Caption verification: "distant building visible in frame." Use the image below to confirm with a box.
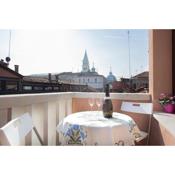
[131,71,149,92]
[106,67,117,90]
[112,81,130,93]
[0,60,23,93]
[56,50,106,91]
[114,71,149,93]
[0,59,93,95]
[107,68,116,84]
[120,77,130,88]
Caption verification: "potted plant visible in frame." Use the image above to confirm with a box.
[159,93,175,113]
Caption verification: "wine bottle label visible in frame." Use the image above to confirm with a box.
[103,111,113,118]
[104,97,111,100]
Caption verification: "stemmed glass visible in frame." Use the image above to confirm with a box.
[95,98,102,117]
[88,98,95,111]
[96,99,102,111]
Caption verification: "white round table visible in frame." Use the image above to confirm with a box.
[57,111,144,146]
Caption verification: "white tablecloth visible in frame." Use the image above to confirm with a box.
[57,111,145,146]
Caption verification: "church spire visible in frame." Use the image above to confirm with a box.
[82,50,90,72]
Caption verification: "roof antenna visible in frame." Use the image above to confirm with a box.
[5,30,11,66]
[8,30,11,57]
[127,30,132,90]
[127,30,131,78]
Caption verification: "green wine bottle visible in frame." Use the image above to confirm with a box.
[102,84,113,118]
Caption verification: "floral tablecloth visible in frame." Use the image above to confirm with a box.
[57,111,146,146]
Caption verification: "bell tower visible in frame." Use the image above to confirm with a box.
[82,50,90,72]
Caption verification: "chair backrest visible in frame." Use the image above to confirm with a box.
[121,102,153,115]
[0,113,33,146]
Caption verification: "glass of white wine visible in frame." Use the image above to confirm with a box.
[95,98,102,117]
[88,98,95,111]
[96,98,102,111]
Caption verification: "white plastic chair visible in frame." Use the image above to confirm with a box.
[0,113,44,146]
[121,102,153,145]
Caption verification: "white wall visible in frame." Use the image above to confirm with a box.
[58,74,105,89]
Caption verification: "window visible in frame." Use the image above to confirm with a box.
[95,78,97,83]
[34,86,43,90]
[45,86,52,90]
[0,80,6,91]
[53,86,59,90]
[6,81,18,91]
[133,83,136,89]
[23,86,32,90]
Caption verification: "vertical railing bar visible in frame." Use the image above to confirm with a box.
[7,108,12,122]
[56,100,60,145]
[33,126,44,145]
[43,102,48,146]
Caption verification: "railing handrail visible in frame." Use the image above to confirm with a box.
[0,92,151,109]
[72,92,151,101]
[0,92,74,109]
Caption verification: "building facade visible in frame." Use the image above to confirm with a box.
[0,61,23,94]
[0,59,93,95]
[131,71,149,92]
[56,51,106,91]
[112,71,149,93]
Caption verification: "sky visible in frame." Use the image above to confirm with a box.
[0,29,148,79]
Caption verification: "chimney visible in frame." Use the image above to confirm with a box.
[55,75,59,83]
[14,65,19,73]
[0,59,8,67]
[48,73,52,83]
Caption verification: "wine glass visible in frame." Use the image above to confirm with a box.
[96,99,102,111]
[88,98,95,111]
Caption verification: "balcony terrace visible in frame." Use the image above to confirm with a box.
[0,91,175,146]
[0,29,175,146]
